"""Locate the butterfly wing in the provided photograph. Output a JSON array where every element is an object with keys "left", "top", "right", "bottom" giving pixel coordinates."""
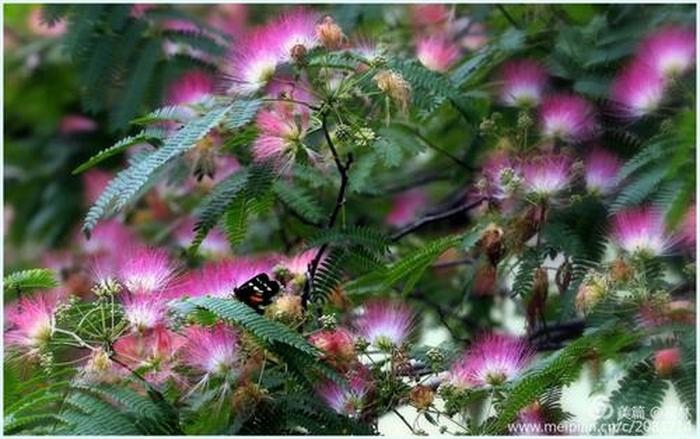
[{"left": 234, "top": 273, "right": 280, "bottom": 314}]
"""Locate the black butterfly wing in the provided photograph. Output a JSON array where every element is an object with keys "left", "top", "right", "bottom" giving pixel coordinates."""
[{"left": 234, "top": 273, "right": 280, "bottom": 314}]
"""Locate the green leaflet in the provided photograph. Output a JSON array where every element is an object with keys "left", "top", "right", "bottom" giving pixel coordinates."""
[
  {"left": 3, "top": 268, "right": 59, "bottom": 295},
  {"left": 72, "top": 132, "right": 158, "bottom": 174},
  {"left": 83, "top": 104, "right": 232, "bottom": 235}
]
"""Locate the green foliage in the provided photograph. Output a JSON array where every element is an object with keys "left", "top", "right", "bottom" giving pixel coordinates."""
[
  {"left": 388, "top": 58, "right": 462, "bottom": 119},
  {"left": 223, "top": 99, "right": 264, "bottom": 130},
  {"left": 191, "top": 161, "right": 275, "bottom": 252},
  {"left": 71, "top": 131, "right": 159, "bottom": 174},
  {"left": 56, "top": 382, "right": 182, "bottom": 436},
  {"left": 54, "top": 382, "right": 182, "bottom": 435},
  {"left": 672, "top": 332, "right": 697, "bottom": 423},
  {"left": 83, "top": 105, "right": 232, "bottom": 235},
  {"left": 190, "top": 170, "right": 249, "bottom": 252},
  {"left": 611, "top": 112, "right": 695, "bottom": 218},
  {"left": 273, "top": 180, "right": 325, "bottom": 224},
  {"left": 3, "top": 268, "right": 59, "bottom": 295},
  {"left": 372, "top": 124, "right": 426, "bottom": 168},
  {"left": 347, "top": 234, "right": 463, "bottom": 296},
  {"left": 597, "top": 361, "right": 669, "bottom": 435},
  {"left": 46, "top": 4, "right": 225, "bottom": 131}
]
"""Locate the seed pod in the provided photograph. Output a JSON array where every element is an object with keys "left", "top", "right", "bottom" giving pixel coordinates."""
[
  {"left": 316, "top": 16, "right": 344, "bottom": 50},
  {"left": 409, "top": 385, "right": 435, "bottom": 410},
  {"left": 610, "top": 258, "right": 633, "bottom": 283},
  {"left": 526, "top": 267, "right": 549, "bottom": 329},
  {"left": 290, "top": 44, "right": 307, "bottom": 64},
  {"left": 480, "top": 223, "right": 504, "bottom": 265},
  {"left": 654, "top": 347, "right": 681, "bottom": 377},
  {"left": 374, "top": 70, "right": 411, "bottom": 113},
  {"left": 555, "top": 261, "right": 572, "bottom": 294},
  {"left": 473, "top": 261, "right": 497, "bottom": 296}
]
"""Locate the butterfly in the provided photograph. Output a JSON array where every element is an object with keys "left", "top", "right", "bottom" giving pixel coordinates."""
[{"left": 233, "top": 273, "right": 281, "bottom": 314}]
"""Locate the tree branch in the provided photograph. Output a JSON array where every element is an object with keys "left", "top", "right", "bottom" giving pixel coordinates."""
[
  {"left": 390, "top": 197, "right": 486, "bottom": 242},
  {"left": 303, "top": 113, "right": 353, "bottom": 307}
]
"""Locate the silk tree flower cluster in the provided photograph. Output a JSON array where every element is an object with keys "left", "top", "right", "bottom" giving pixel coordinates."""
[
  {"left": 3, "top": 3, "right": 696, "bottom": 437},
  {"left": 611, "top": 25, "right": 695, "bottom": 119}
]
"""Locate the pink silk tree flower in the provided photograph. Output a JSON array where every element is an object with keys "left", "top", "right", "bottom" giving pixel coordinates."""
[
  {"left": 112, "top": 326, "right": 186, "bottom": 384},
  {"left": 180, "top": 323, "right": 241, "bottom": 377},
  {"left": 638, "top": 25, "right": 696, "bottom": 78},
  {"left": 174, "top": 259, "right": 272, "bottom": 298},
  {"left": 540, "top": 94, "right": 597, "bottom": 143},
  {"left": 385, "top": 189, "right": 429, "bottom": 227},
  {"left": 513, "top": 402, "right": 547, "bottom": 435},
  {"left": 207, "top": 4, "right": 248, "bottom": 38},
  {"left": 280, "top": 249, "right": 317, "bottom": 277},
  {"left": 309, "top": 327, "right": 358, "bottom": 368},
  {"left": 680, "top": 203, "right": 696, "bottom": 249},
  {"left": 654, "top": 347, "right": 681, "bottom": 377},
  {"left": 131, "top": 4, "right": 156, "bottom": 18},
  {"left": 610, "top": 61, "right": 667, "bottom": 119},
  {"left": 272, "top": 8, "right": 320, "bottom": 62},
  {"left": 479, "top": 150, "right": 522, "bottom": 201},
  {"left": 460, "top": 22, "right": 489, "bottom": 51},
  {"left": 266, "top": 75, "right": 318, "bottom": 116},
  {"left": 122, "top": 293, "right": 167, "bottom": 332},
  {"left": 410, "top": 4, "right": 452, "bottom": 28},
  {"left": 5, "top": 293, "right": 59, "bottom": 355},
  {"left": 252, "top": 108, "right": 308, "bottom": 164},
  {"left": 584, "top": 147, "right": 623, "bottom": 195},
  {"left": 498, "top": 59, "right": 548, "bottom": 108},
  {"left": 27, "top": 7, "right": 66, "bottom": 37},
  {"left": 59, "top": 114, "right": 97, "bottom": 135},
  {"left": 166, "top": 70, "right": 215, "bottom": 106},
  {"left": 78, "top": 220, "right": 137, "bottom": 277},
  {"left": 448, "top": 332, "right": 533, "bottom": 387},
  {"left": 316, "top": 368, "right": 373, "bottom": 417},
  {"left": 354, "top": 299, "right": 415, "bottom": 349},
  {"left": 226, "top": 27, "right": 281, "bottom": 95},
  {"left": 520, "top": 153, "right": 573, "bottom": 196},
  {"left": 118, "top": 247, "right": 177, "bottom": 295},
  {"left": 611, "top": 207, "right": 673, "bottom": 256},
  {"left": 416, "top": 35, "right": 460, "bottom": 72}
]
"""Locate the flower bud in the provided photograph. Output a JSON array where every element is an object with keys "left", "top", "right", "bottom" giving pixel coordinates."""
[
  {"left": 316, "top": 16, "right": 344, "bottom": 50},
  {"left": 232, "top": 383, "right": 269, "bottom": 415},
  {"left": 610, "top": 258, "right": 633, "bottom": 283},
  {"left": 290, "top": 44, "right": 307, "bottom": 64},
  {"left": 473, "top": 261, "right": 497, "bottom": 296},
  {"left": 526, "top": 268, "right": 549, "bottom": 328},
  {"left": 575, "top": 272, "right": 608, "bottom": 313},
  {"left": 309, "top": 328, "right": 357, "bottom": 368},
  {"left": 374, "top": 70, "right": 411, "bottom": 113},
  {"left": 409, "top": 385, "right": 435, "bottom": 410},
  {"left": 266, "top": 294, "right": 304, "bottom": 323},
  {"left": 480, "top": 223, "right": 504, "bottom": 265},
  {"left": 654, "top": 347, "right": 681, "bottom": 377},
  {"left": 87, "top": 347, "right": 112, "bottom": 373},
  {"left": 532, "top": 267, "right": 549, "bottom": 300}
]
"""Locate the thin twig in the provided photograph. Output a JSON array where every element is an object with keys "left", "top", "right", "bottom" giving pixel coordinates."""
[
  {"left": 393, "top": 409, "right": 416, "bottom": 434},
  {"left": 497, "top": 5, "right": 521, "bottom": 29},
  {"left": 303, "top": 112, "right": 353, "bottom": 307},
  {"left": 431, "top": 258, "right": 475, "bottom": 269},
  {"left": 390, "top": 197, "right": 486, "bottom": 241}
]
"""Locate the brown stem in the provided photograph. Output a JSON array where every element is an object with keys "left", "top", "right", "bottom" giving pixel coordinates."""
[
  {"left": 390, "top": 197, "right": 486, "bottom": 242},
  {"left": 303, "top": 112, "right": 353, "bottom": 307}
]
